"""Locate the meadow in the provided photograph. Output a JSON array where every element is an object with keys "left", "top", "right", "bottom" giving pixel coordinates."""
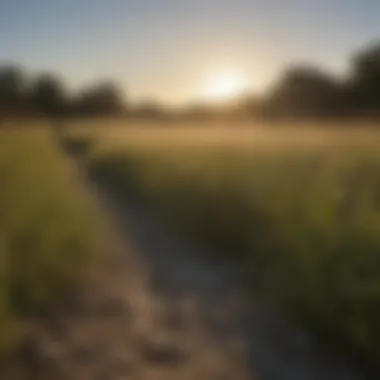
[
  {"left": 0, "top": 129, "right": 102, "bottom": 357},
  {"left": 86, "top": 121, "right": 380, "bottom": 372}
]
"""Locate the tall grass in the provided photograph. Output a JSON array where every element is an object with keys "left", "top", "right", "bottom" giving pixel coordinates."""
[
  {"left": 0, "top": 131, "right": 101, "bottom": 355},
  {"left": 89, "top": 137, "right": 380, "bottom": 372}
]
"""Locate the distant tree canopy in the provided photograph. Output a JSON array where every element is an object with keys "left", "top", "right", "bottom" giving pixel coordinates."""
[
  {"left": 0, "top": 66, "right": 26, "bottom": 116},
  {"left": 31, "top": 73, "right": 67, "bottom": 116},
  {"left": 264, "top": 66, "right": 344, "bottom": 119},
  {"left": 0, "top": 68, "right": 127, "bottom": 120},
  {"left": 75, "top": 81, "right": 126, "bottom": 116},
  {"left": 1, "top": 40, "right": 380, "bottom": 122},
  {"left": 260, "top": 42, "right": 380, "bottom": 120},
  {"left": 348, "top": 43, "right": 380, "bottom": 115}
]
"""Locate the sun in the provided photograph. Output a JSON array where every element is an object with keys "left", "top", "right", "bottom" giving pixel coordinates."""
[{"left": 202, "top": 70, "right": 247, "bottom": 102}]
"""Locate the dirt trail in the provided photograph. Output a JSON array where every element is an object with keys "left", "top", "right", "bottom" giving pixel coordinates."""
[{"left": 6, "top": 141, "right": 366, "bottom": 380}]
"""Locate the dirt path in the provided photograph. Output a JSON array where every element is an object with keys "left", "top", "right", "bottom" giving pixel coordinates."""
[{"left": 7, "top": 143, "right": 366, "bottom": 380}]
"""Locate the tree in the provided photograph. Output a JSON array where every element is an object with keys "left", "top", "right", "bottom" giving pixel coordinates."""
[
  {"left": 349, "top": 42, "right": 380, "bottom": 115},
  {"left": 264, "top": 66, "right": 344, "bottom": 119},
  {"left": 75, "top": 81, "right": 126, "bottom": 116},
  {"left": 0, "top": 65, "right": 27, "bottom": 117},
  {"left": 30, "top": 73, "right": 67, "bottom": 117}
]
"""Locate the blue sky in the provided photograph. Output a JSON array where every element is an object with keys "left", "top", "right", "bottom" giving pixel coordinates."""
[{"left": 0, "top": 0, "right": 379, "bottom": 105}]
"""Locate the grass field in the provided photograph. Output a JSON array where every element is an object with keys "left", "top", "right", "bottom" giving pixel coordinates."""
[
  {"left": 0, "top": 130, "right": 102, "bottom": 356},
  {"left": 86, "top": 122, "right": 380, "bottom": 372}
]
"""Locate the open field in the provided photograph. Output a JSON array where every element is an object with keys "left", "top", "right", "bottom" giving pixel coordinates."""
[
  {"left": 0, "top": 130, "right": 102, "bottom": 357},
  {"left": 1, "top": 121, "right": 379, "bottom": 375},
  {"left": 85, "top": 121, "right": 380, "bottom": 372},
  {"left": 69, "top": 120, "right": 380, "bottom": 150}
]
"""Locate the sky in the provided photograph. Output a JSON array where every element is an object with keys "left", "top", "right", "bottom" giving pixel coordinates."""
[{"left": 0, "top": 0, "right": 380, "bottom": 106}]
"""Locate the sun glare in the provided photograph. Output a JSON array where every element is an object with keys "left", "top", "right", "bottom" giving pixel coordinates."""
[{"left": 202, "top": 70, "right": 247, "bottom": 102}]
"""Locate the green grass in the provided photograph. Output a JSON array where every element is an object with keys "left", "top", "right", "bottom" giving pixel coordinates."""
[
  {"left": 88, "top": 126, "right": 380, "bottom": 372},
  {"left": 0, "top": 130, "right": 102, "bottom": 355}
]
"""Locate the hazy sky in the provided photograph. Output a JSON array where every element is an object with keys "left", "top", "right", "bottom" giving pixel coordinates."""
[{"left": 1, "top": 0, "right": 379, "bottom": 105}]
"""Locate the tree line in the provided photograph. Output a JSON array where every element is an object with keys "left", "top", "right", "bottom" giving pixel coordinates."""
[
  {"left": 0, "top": 67, "right": 126, "bottom": 120},
  {"left": 1, "top": 41, "right": 380, "bottom": 121},
  {"left": 248, "top": 41, "right": 380, "bottom": 120}
]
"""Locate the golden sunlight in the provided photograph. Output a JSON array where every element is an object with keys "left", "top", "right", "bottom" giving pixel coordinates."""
[{"left": 202, "top": 70, "right": 247, "bottom": 102}]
